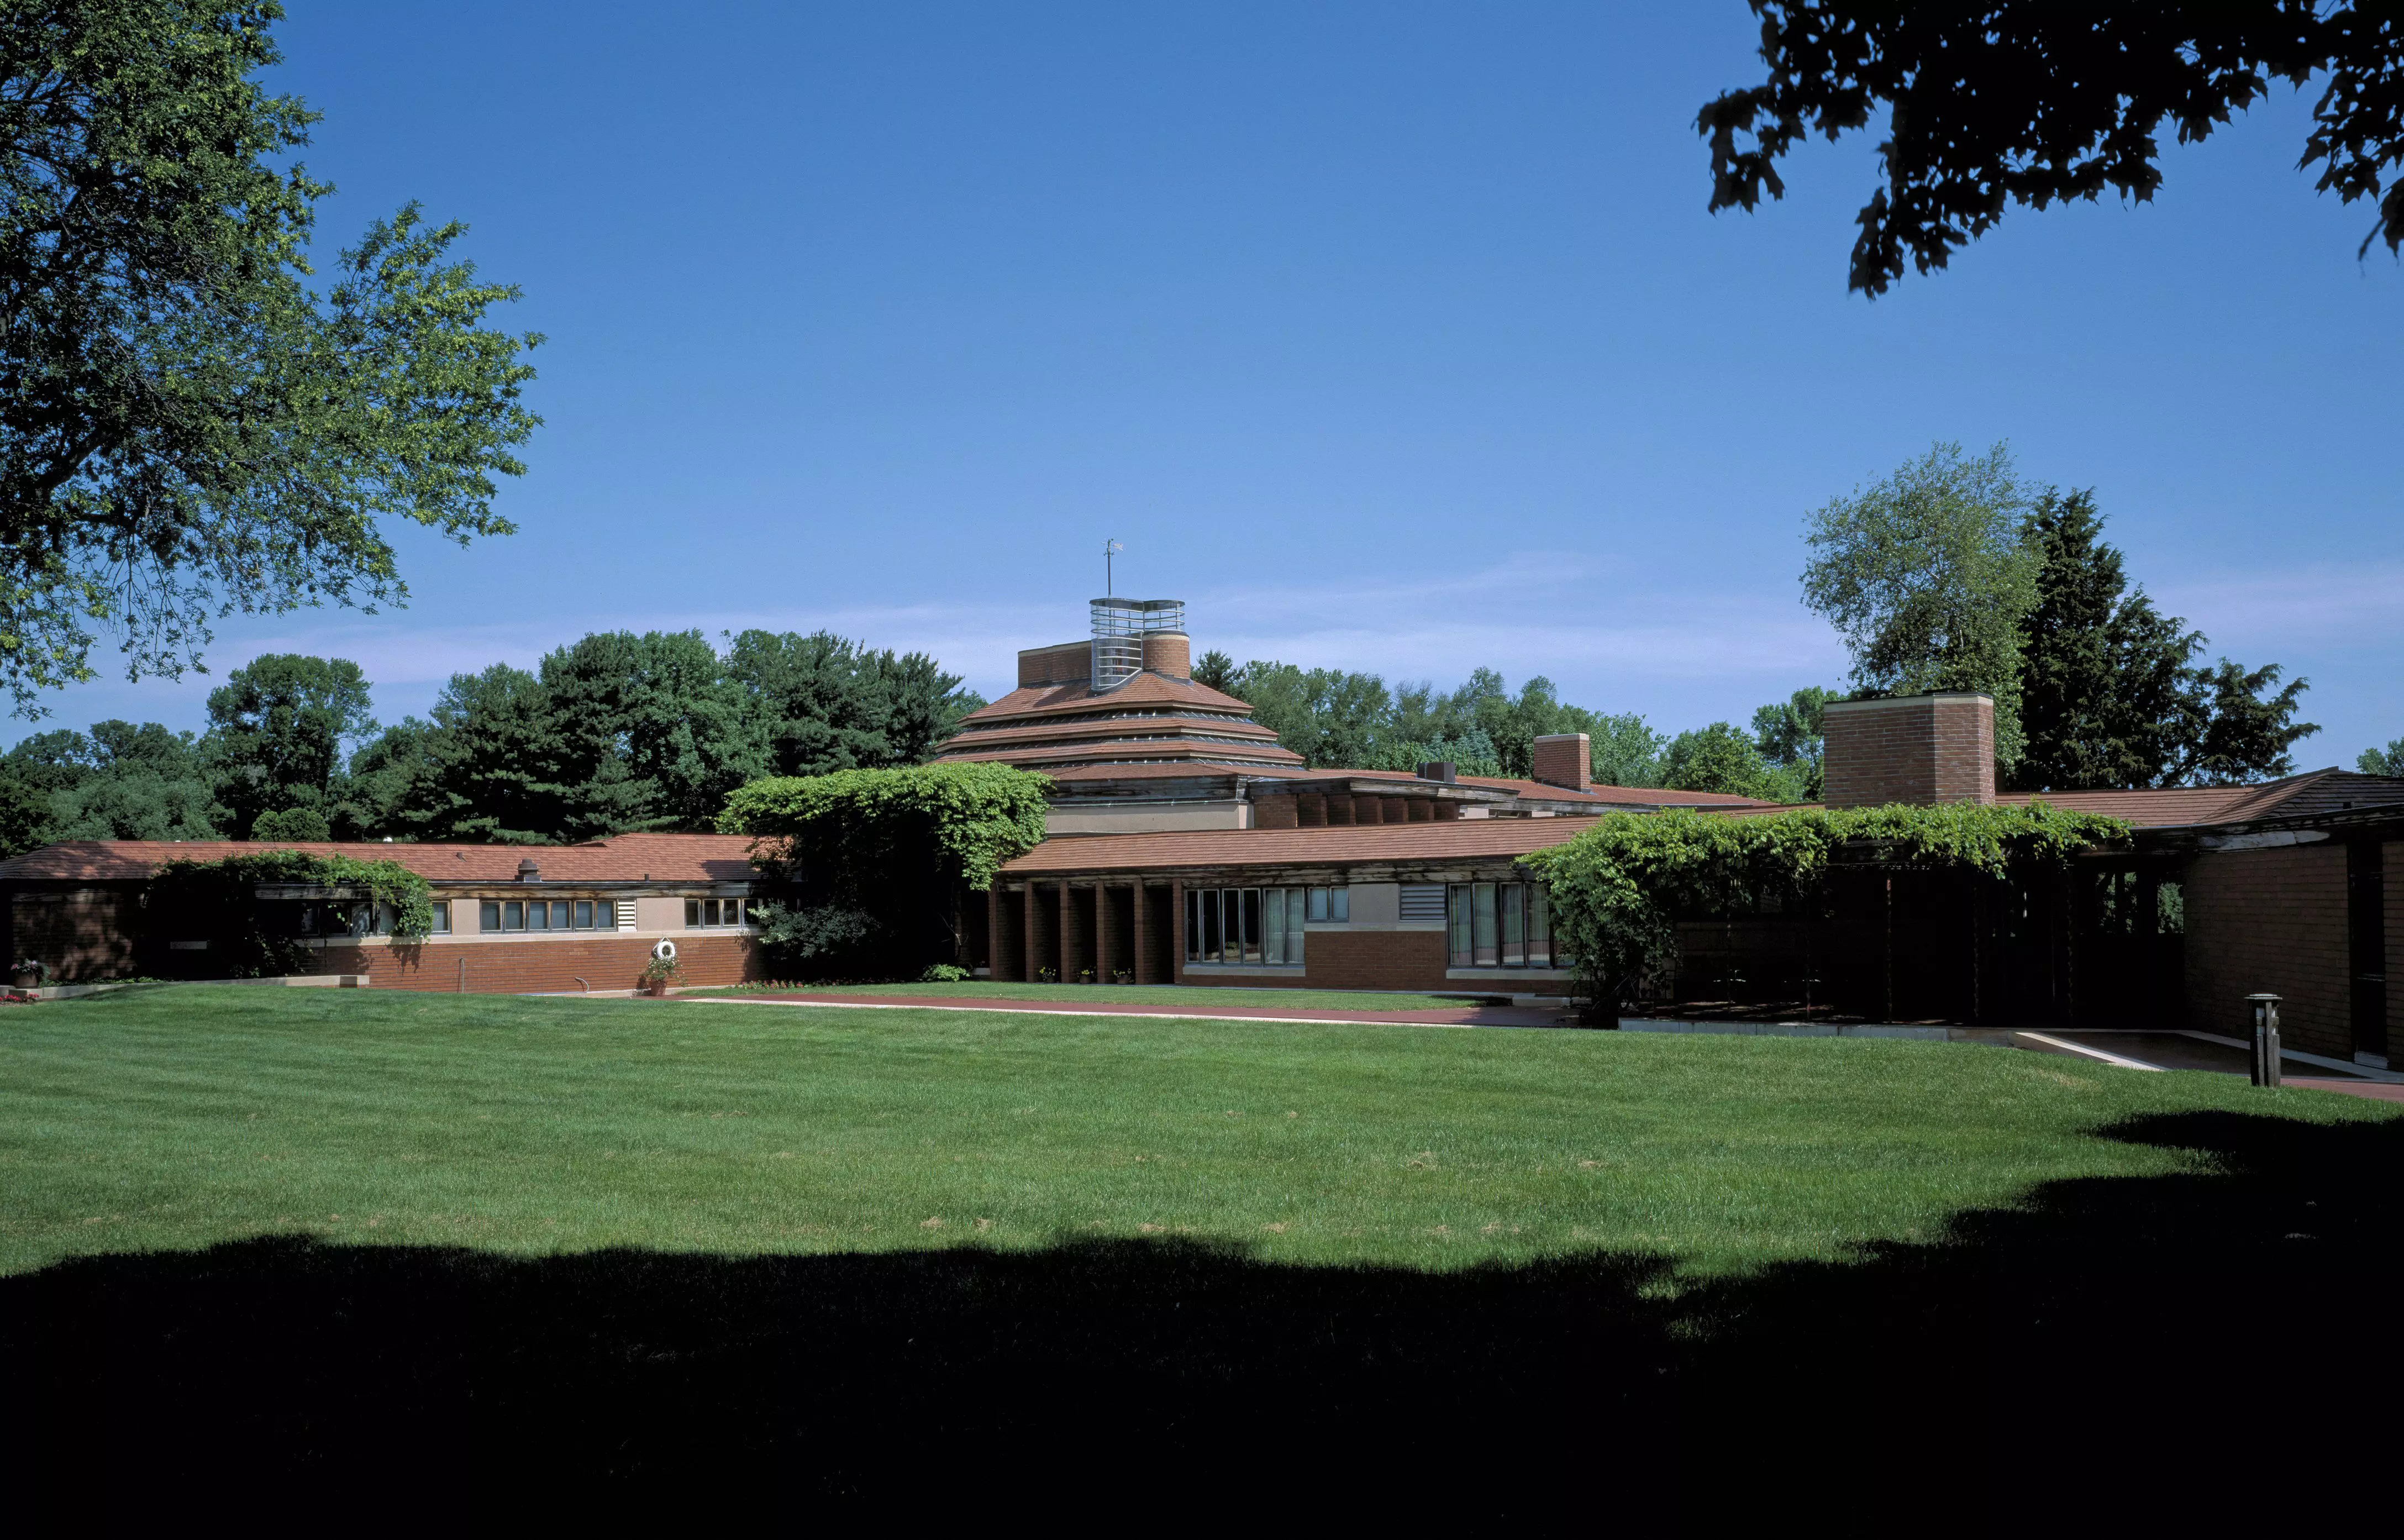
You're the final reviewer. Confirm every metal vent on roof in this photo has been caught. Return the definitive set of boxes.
[1090,598,1185,690]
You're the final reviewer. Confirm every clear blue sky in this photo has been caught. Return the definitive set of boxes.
[22,2,2402,765]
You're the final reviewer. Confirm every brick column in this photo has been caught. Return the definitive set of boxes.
[1023,881,1046,981]
[1132,881,1152,983]
[988,886,1008,980]
[1059,882,1080,982]
[1170,880,1185,980]
[1096,882,1116,982]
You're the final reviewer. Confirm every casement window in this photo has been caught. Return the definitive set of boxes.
[1185,886,1308,966]
[429,902,450,934]
[478,898,617,932]
[683,898,747,928]
[1446,882,1550,968]
[1303,886,1350,923]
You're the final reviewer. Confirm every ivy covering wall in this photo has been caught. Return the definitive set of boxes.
[718,763,1051,977]
[1522,802,2131,1024]
[150,851,436,978]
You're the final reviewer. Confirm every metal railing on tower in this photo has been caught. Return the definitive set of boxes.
[1090,598,1185,688]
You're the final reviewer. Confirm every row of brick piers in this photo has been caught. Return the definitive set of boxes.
[988,880,1180,984]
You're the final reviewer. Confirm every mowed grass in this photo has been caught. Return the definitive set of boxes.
[2,985,2391,1279]
[701,980,1491,1011]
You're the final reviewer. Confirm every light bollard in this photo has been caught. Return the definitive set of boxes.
[2245,993,2282,1087]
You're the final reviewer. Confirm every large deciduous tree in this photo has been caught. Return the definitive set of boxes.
[202,652,374,836]
[1801,441,2039,766]
[1700,2,2404,295]
[0,1,539,713]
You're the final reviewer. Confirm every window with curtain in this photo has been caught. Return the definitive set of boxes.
[1186,887,1308,966]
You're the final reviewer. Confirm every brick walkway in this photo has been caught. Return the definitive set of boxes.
[700,990,1579,1029]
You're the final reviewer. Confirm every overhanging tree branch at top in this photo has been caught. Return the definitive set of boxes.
[1699,2,2404,295]
[0,1,542,714]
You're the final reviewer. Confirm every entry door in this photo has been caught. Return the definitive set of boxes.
[2348,842,2389,1061]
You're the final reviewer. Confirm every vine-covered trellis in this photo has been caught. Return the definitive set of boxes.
[1521,802,2132,1024]
[151,851,435,977]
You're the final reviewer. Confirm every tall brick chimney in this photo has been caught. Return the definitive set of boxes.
[1821,693,1995,808]
[1532,733,1592,793]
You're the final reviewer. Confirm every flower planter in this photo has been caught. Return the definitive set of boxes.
[13,971,39,990]
[643,979,669,998]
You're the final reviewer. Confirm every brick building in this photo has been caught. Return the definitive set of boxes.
[3,597,2397,1054]
[0,833,766,994]
[951,601,2404,1063]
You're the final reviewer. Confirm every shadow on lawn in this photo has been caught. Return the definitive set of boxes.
[4,1110,2398,1529]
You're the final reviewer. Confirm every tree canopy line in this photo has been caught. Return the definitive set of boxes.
[0,633,984,855]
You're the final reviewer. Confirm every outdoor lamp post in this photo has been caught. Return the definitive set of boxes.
[2245,993,2282,1087]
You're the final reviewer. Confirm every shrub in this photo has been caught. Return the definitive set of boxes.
[920,963,970,983]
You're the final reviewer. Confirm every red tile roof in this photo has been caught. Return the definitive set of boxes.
[958,672,1259,724]
[0,832,762,884]
[1001,818,1604,875]
[1995,769,2404,828]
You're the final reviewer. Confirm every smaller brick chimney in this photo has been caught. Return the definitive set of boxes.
[1141,630,1191,680]
[1821,693,1995,808]
[1532,733,1591,793]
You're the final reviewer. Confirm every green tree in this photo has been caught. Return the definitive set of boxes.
[1751,686,1835,800]
[1586,712,1667,789]
[370,663,560,843]
[543,630,762,836]
[1700,3,2404,295]
[1227,662,1392,770]
[723,629,980,775]
[2360,739,2404,777]
[203,654,376,837]
[0,765,50,855]
[1802,441,2039,766]
[7,718,217,840]
[0,1,540,713]
[250,806,330,840]
[2017,490,2317,789]
[2178,660,2317,785]
[1191,650,1237,693]
[1661,722,1779,799]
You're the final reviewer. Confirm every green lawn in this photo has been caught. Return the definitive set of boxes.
[1,985,2390,1279]
[696,980,1496,1011]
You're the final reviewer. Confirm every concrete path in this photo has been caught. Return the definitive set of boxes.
[699,989,1578,1029]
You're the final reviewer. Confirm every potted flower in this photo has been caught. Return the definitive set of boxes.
[12,958,45,991]
[639,953,684,998]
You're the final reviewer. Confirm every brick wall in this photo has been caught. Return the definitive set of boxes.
[1255,795,1298,829]
[318,932,764,994]
[1822,695,1995,808]
[11,887,141,982]
[1533,733,1591,792]
[2184,844,2351,1057]
[1018,641,1091,687]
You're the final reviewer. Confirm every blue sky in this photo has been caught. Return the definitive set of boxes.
[22,2,2402,764]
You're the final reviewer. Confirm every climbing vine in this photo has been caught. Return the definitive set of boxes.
[152,851,436,977]
[1521,802,2130,1021]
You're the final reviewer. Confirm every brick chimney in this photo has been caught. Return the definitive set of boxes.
[1821,694,1995,808]
[1141,631,1191,680]
[1532,733,1592,793]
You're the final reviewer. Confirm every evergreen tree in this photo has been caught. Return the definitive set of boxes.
[2015,491,2317,790]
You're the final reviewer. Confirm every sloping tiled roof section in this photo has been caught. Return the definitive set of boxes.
[941,741,1305,769]
[939,714,1288,750]
[0,832,762,884]
[1243,766,1771,808]
[1001,818,1603,875]
[1993,769,2404,828]
[955,672,1260,724]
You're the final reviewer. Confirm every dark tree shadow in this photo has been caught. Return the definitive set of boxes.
[4,1111,2398,1530]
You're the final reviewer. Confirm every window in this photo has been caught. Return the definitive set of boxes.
[503,900,525,931]
[575,900,593,929]
[683,898,746,928]
[429,902,450,935]
[527,899,549,931]
[1185,887,1309,967]
[1448,883,1551,969]
[1304,886,1350,924]
[481,900,502,933]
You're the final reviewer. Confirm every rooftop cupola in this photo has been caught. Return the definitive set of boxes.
[1090,597,1186,689]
